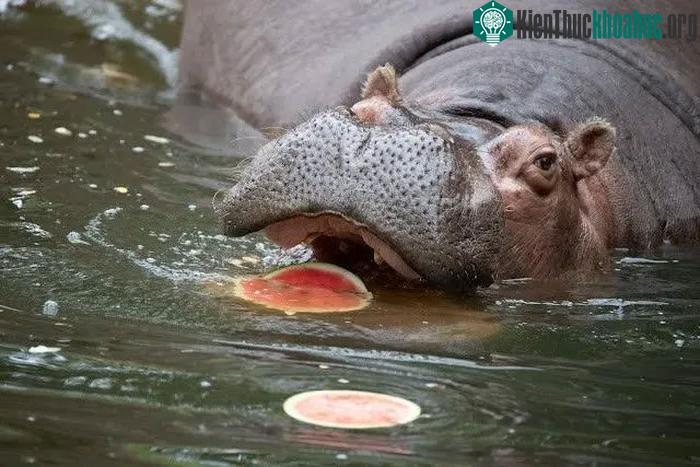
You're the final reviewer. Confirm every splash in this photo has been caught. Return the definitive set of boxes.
[42,0,179,86]
[212,339,539,372]
[82,207,231,283]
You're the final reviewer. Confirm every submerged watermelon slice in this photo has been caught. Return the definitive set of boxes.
[283,390,421,429]
[233,263,372,313]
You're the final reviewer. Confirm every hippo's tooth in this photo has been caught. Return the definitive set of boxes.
[303,233,321,244]
[373,251,385,265]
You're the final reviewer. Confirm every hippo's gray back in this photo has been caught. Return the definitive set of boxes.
[179,0,699,131]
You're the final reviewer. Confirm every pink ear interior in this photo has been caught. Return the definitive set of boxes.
[566,119,616,180]
[361,63,401,104]
[351,96,394,124]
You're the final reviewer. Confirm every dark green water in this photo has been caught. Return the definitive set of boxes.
[1,2,699,466]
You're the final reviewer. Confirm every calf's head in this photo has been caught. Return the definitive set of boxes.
[479,120,616,278]
[216,65,616,290]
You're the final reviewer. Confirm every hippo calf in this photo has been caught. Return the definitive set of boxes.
[178,1,700,291]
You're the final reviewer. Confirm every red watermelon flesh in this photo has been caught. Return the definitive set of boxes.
[234,263,371,313]
[283,390,421,429]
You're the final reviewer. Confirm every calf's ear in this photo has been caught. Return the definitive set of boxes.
[352,63,406,124]
[565,118,616,180]
[361,63,402,105]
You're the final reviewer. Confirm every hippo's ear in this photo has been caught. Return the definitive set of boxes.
[361,63,401,105]
[565,118,616,180]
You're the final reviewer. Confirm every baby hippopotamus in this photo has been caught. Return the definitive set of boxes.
[179,1,700,291]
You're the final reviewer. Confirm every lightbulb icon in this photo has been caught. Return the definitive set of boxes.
[474,1,512,46]
[480,8,506,45]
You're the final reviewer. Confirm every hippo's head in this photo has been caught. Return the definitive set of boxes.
[216,65,616,291]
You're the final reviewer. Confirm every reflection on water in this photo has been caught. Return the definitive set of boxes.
[1,1,699,466]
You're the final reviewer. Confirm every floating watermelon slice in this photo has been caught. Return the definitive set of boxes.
[233,263,372,313]
[283,390,421,429]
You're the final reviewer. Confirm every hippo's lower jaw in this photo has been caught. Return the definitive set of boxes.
[263,212,422,281]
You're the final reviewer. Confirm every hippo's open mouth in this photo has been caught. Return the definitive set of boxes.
[263,213,422,282]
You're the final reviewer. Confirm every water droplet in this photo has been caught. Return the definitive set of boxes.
[89,378,113,390]
[64,376,87,386]
[54,127,72,136]
[27,135,43,144]
[28,345,61,354]
[42,300,59,316]
[144,134,169,144]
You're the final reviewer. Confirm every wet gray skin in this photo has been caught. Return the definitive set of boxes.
[216,108,503,291]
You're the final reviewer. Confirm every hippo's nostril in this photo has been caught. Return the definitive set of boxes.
[334,106,353,118]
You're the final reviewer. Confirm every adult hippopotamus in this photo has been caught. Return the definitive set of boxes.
[178,0,700,291]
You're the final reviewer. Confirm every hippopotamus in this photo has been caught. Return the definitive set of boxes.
[177,0,700,291]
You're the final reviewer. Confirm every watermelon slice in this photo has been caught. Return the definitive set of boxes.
[283,390,421,429]
[233,263,372,313]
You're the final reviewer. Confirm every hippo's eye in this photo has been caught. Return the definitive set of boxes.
[534,153,556,172]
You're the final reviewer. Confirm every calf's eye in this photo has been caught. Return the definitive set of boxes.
[534,153,556,171]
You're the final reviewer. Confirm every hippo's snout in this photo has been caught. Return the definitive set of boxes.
[216,109,503,291]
